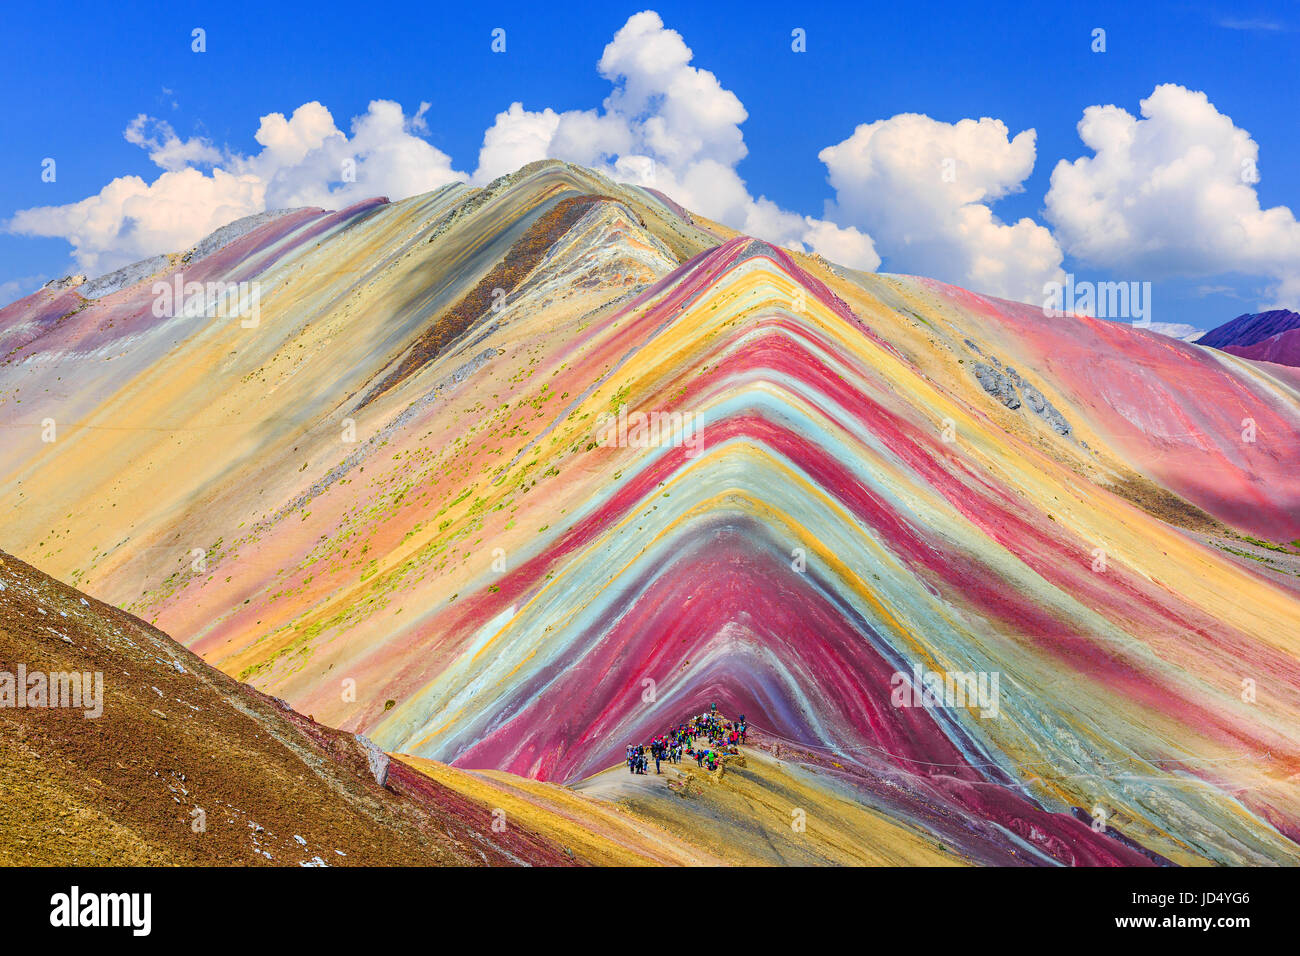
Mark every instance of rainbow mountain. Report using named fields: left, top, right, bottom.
left=3, top=160, right=1300, bottom=865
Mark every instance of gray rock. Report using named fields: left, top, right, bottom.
left=80, top=254, right=171, bottom=299
left=77, top=208, right=309, bottom=301
left=1021, top=383, right=1073, bottom=436
left=972, top=362, right=1021, bottom=410
left=183, top=208, right=305, bottom=265
left=355, top=734, right=390, bottom=787
left=1042, top=406, right=1073, bottom=437
left=43, top=274, right=86, bottom=291
left=970, top=359, right=1076, bottom=438
left=1021, top=383, right=1046, bottom=414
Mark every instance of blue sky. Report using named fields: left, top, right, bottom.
left=2, top=0, right=1297, bottom=330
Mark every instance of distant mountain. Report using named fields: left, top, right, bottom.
left=1222, top=329, right=1300, bottom=367
left=1198, top=309, right=1300, bottom=348
left=1198, top=309, right=1300, bottom=367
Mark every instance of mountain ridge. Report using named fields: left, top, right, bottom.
left=2, top=160, right=1300, bottom=865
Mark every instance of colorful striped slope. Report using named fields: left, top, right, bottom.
left=3, top=160, right=1300, bottom=865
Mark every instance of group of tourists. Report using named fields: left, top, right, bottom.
left=624, top=738, right=681, bottom=774
left=625, top=702, right=750, bottom=775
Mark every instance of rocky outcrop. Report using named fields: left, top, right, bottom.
left=1004, top=365, right=1073, bottom=437
left=966, top=345, right=1074, bottom=437
left=42, top=274, right=86, bottom=291
left=79, top=254, right=173, bottom=300
left=972, top=361, right=1021, bottom=409
left=356, top=734, right=391, bottom=787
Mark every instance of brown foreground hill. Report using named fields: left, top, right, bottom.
left=0, top=549, right=577, bottom=866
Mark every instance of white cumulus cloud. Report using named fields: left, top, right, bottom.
left=471, top=10, right=880, bottom=271
left=246, top=100, right=465, bottom=210
left=8, top=100, right=466, bottom=278
left=16, top=19, right=1297, bottom=317
left=1044, top=84, right=1300, bottom=307
left=817, top=114, right=1065, bottom=303
left=124, top=115, right=223, bottom=172
left=8, top=167, right=266, bottom=278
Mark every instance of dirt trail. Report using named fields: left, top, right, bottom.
left=572, top=721, right=969, bottom=866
